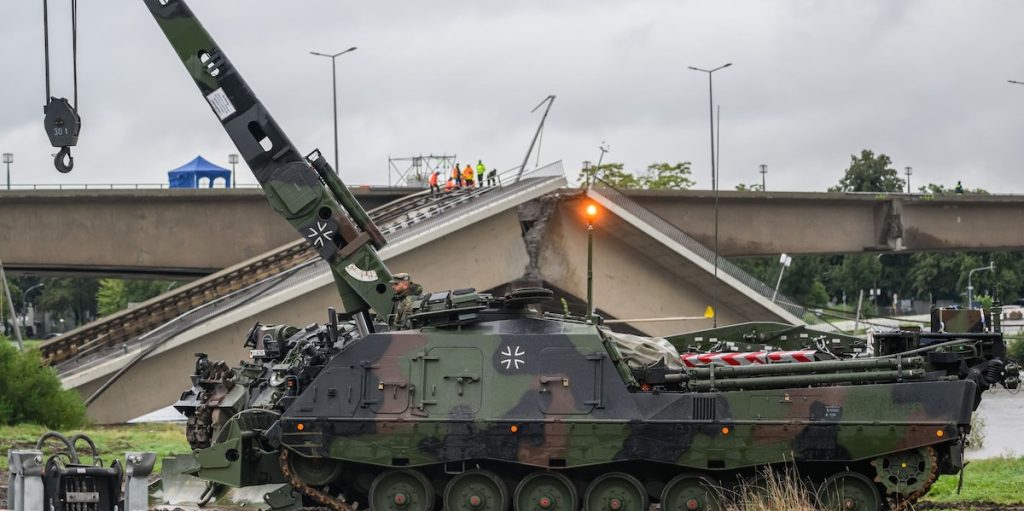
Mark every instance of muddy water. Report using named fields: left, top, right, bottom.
left=968, top=388, right=1024, bottom=460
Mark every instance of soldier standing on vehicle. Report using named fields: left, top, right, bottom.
left=389, top=273, right=423, bottom=328
left=476, top=160, right=487, bottom=187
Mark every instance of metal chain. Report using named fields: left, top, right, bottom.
left=279, top=449, right=357, bottom=511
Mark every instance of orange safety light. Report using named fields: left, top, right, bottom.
left=585, top=204, right=598, bottom=220
left=296, top=423, right=305, bottom=431
left=721, top=426, right=730, bottom=436
left=936, top=429, right=945, bottom=438
left=510, top=425, right=519, bottom=433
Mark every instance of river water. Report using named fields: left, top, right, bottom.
left=968, top=388, right=1024, bottom=459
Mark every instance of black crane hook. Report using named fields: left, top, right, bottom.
left=44, top=97, right=80, bottom=173
left=54, top=147, right=74, bottom=173
left=42, top=0, right=81, bottom=173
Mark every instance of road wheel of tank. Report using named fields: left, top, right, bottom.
left=513, top=471, right=578, bottom=511
left=444, top=469, right=509, bottom=511
left=370, top=469, right=435, bottom=511
left=287, top=454, right=342, bottom=487
left=816, top=471, right=882, bottom=511
left=660, top=474, right=723, bottom=511
left=871, top=446, right=937, bottom=500
left=583, top=472, right=648, bottom=511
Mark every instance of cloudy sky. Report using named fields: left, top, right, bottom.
left=3, top=1, right=1024, bottom=192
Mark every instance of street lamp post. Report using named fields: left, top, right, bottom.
left=591, top=142, right=609, bottom=187
left=966, top=262, right=995, bottom=307
left=759, top=163, right=767, bottom=191
left=228, top=154, right=239, bottom=188
left=311, top=46, right=358, bottom=172
left=0, top=255, right=23, bottom=350
left=585, top=204, right=599, bottom=322
left=20, top=283, right=44, bottom=337
left=3, top=153, right=12, bottom=190
left=905, top=166, right=913, bottom=193
left=771, top=253, right=792, bottom=303
left=689, top=62, right=731, bottom=326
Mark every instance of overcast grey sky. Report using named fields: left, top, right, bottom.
left=3, top=1, right=1024, bottom=191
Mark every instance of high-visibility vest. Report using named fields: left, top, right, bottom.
left=452, top=167, right=460, bottom=180
left=476, top=163, right=486, bottom=178
left=429, top=172, right=438, bottom=186
left=463, top=166, right=474, bottom=181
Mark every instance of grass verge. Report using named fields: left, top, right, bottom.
left=0, top=422, right=189, bottom=474
left=924, top=456, right=1024, bottom=505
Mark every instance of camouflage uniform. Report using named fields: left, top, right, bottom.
left=391, top=282, right=423, bottom=328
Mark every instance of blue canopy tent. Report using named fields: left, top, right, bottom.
left=167, top=155, right=233, bottom=188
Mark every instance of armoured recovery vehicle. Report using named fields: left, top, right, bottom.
left=77, top=2, right=1022, bottom=510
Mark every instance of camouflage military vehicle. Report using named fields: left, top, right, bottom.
left=127, top=2, right=1020, bottom=510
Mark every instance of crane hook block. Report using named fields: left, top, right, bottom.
left=44, top=96, right=81, bottom=173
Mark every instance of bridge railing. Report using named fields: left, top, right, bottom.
left=592, top=180, right=808, bottom=319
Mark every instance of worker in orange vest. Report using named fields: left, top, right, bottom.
left=444, top=178, right=455, bottom=192
left=463, top=163, right=475, bottom=188
left=428, top=170, right=440, bottom=195
left=452, top=163, right=463, bottom=188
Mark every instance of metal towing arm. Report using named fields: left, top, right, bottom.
left=141, top=0, right=394, bottom=321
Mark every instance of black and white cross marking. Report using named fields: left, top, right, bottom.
left=306, top=220, right=334, bottom=248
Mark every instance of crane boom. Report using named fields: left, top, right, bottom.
left=142, top=0, right=394, bottom=319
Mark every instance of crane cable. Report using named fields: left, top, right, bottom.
left=42, top=0, right=81, bottom=173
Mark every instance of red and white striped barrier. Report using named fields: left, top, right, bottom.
left=680, top=350, right=817, bottom=367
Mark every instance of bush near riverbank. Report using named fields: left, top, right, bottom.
left=0, top=337, right=86, bottom=428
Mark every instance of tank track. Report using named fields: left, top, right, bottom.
left=887, top=446, right=939, bottom=511
left=276, top=446, right=942, bottom=511
left=280, top=449, right=358, bottom=511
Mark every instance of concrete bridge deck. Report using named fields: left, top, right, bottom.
left=0, top=186, right=413, bottom=277
left=2, top=188, right=1018, bottom=279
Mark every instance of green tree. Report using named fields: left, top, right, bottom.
left=578, top=162, right=641, bottom=189
left=37, top=278, right=99, bottom=326
left=0, top=339, right=87, bottom=428
left=829, top=149, right=905, bottom=193
left=97, top=279, right=128, bottom=316
left=733, top=255, right=831, bottom=307
left=639, top=162, right=695, bottom=190
left=580, top=161, right=695, bottom=190
left=97, top=278, right=173, bottom=317
left=734, top=183, right=764, bottom=192
left=917, top=183, right=989, bottom=195
left=1009, top=338, right=1024, bottom=361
